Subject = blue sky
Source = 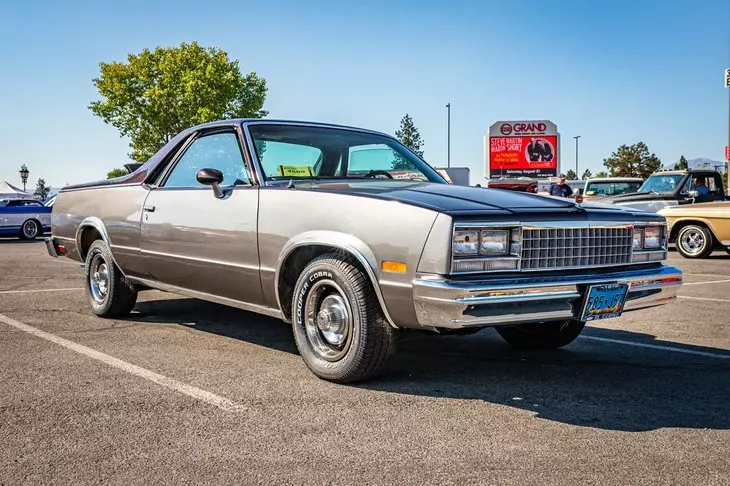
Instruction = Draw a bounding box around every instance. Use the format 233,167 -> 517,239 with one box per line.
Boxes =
0,0 -> 728,188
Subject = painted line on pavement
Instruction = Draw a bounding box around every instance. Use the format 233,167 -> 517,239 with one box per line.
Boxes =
0,287 -> 83,294
0,313 -> 245,412
678,295 -> 730,304
681,279 -> 730,286
579,335 -> 730,359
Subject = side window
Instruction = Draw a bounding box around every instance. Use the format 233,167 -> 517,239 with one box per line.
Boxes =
164,132 -> 249,188
255,141 -> 323,178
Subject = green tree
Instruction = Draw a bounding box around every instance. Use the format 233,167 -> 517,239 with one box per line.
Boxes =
603,142 -> 661,178
34,178 -> 50,200
393,114 -> 423,171
107,168 -> 128,179
581,169 -> 592,180
595,171 -> 608,178
674,155 -> 688,170
565,169 -> 577,180
89,41 -> 267,162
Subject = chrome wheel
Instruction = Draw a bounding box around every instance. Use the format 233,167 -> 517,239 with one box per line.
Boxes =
304,279 -> 353,361
680,229 -> 705,256
89,255 -> 110,304
22,220 -> 39,239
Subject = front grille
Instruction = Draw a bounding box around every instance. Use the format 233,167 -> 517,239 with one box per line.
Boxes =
521,227 -> 633,270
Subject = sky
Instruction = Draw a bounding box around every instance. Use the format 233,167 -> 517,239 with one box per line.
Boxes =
0,0 -> 728,189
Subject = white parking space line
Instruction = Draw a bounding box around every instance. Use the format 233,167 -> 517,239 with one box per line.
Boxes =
0,313 -> 245,412
681,280 -> 730,286
0,287 -> 83,294
579,335 -> 730,359
678,295 -> 730,304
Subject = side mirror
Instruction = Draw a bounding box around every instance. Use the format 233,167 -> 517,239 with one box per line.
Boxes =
687,190 -> 698,198
196,168 -> 225,198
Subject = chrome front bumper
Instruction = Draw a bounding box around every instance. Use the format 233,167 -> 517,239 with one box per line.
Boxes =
413,265 -> 682,329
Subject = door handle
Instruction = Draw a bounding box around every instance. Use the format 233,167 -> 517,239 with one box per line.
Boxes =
143,205 -> 155,212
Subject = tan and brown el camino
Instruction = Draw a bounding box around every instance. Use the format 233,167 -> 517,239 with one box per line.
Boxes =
659,202 -> 730,258
46,119 -> 682,383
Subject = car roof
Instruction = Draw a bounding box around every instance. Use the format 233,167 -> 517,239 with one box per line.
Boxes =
187,118 -> 393,138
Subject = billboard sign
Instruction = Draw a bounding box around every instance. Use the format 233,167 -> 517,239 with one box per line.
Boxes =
485,120 -> 559,178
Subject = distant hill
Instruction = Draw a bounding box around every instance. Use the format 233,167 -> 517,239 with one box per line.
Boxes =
664,157 -> 725,172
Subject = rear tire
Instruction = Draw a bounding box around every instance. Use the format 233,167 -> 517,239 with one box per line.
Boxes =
676,224 -> 714,259
292,253 -> 396,383
496,319 -> 586,350
19,219 -> 40,240
84,240 -> 137,317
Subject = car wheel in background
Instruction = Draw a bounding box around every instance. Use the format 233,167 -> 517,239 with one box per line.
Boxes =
292,253 -> 396,383
20,219 -> 40,240
84,240 -> 138,317
496,319 -> 586,350
676,224 -> 714,259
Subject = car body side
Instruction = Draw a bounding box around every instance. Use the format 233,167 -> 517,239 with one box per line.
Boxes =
660,202 -> 730,246
0,201 -> 52,237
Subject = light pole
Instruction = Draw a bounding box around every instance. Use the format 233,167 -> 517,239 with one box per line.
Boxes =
19,164 -> 29,192
573,135 -> 581,178
446,103 -> 451,168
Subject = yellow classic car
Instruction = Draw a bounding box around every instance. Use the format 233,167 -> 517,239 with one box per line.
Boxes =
659,202 -> 730,258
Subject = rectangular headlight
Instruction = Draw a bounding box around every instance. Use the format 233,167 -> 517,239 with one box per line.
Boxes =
633,228 -> 643,250
453,230 -> 479,256
644,226 -> 662,249
480,229 -> 509,255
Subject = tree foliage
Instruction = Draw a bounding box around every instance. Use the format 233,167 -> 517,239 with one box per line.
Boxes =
603,142 -> 661,179
595,171 -> 608,178
107,168 -> 128,179
89,41 -> 267,162
565,169 -> 577,180
675,155 -> 688,170
34,178 -> 50,200
393,114 -> 424,171
581,169 -> 592,180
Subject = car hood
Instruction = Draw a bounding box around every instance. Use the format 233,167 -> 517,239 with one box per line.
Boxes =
295,181 -> 658,220
601,192 -> 673,204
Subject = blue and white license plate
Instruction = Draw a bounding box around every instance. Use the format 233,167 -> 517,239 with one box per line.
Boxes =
581,283 -> 629,321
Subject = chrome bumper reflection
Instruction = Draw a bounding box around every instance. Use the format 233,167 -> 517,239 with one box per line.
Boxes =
413,265 -> 682,329
45,237 -> 58,258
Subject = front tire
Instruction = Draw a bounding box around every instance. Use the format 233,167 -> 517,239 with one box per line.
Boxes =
496,319 -> 586,350
84,240 -> 137,317
19,219 -> 40,240
292,253 -> 396,383
676,224 -> 714,259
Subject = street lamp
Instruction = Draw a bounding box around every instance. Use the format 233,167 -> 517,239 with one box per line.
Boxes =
573,136 -> 581,177
445,103 -> 451,168
19,164 -> 29,192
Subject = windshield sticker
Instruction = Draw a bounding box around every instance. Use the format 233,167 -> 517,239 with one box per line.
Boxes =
278,165 -> 313,177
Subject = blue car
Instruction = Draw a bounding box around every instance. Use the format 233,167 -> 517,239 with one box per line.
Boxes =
0,198 -> 53,239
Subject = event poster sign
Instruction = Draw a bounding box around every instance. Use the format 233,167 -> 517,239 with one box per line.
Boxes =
486,121 -> 559,178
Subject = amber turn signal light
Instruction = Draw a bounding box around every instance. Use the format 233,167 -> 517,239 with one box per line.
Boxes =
381,261 -> 407,273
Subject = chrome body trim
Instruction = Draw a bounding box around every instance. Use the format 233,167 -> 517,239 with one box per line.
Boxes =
274,237 -> 397,328
413,265 -> 682,329
127,277 -> 283,319
138,248 -> 260,271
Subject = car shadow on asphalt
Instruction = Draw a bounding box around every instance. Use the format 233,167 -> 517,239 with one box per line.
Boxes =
130,297 -> 730,433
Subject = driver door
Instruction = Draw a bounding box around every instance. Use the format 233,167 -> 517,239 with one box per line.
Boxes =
139,128 -> 264,306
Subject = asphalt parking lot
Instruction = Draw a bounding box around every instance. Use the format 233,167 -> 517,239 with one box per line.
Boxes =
1,240 -> 729,485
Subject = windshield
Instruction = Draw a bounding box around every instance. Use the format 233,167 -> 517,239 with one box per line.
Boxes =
584,180 -> 643,196
248,124 -> 445,183
638,174 -> 685,193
